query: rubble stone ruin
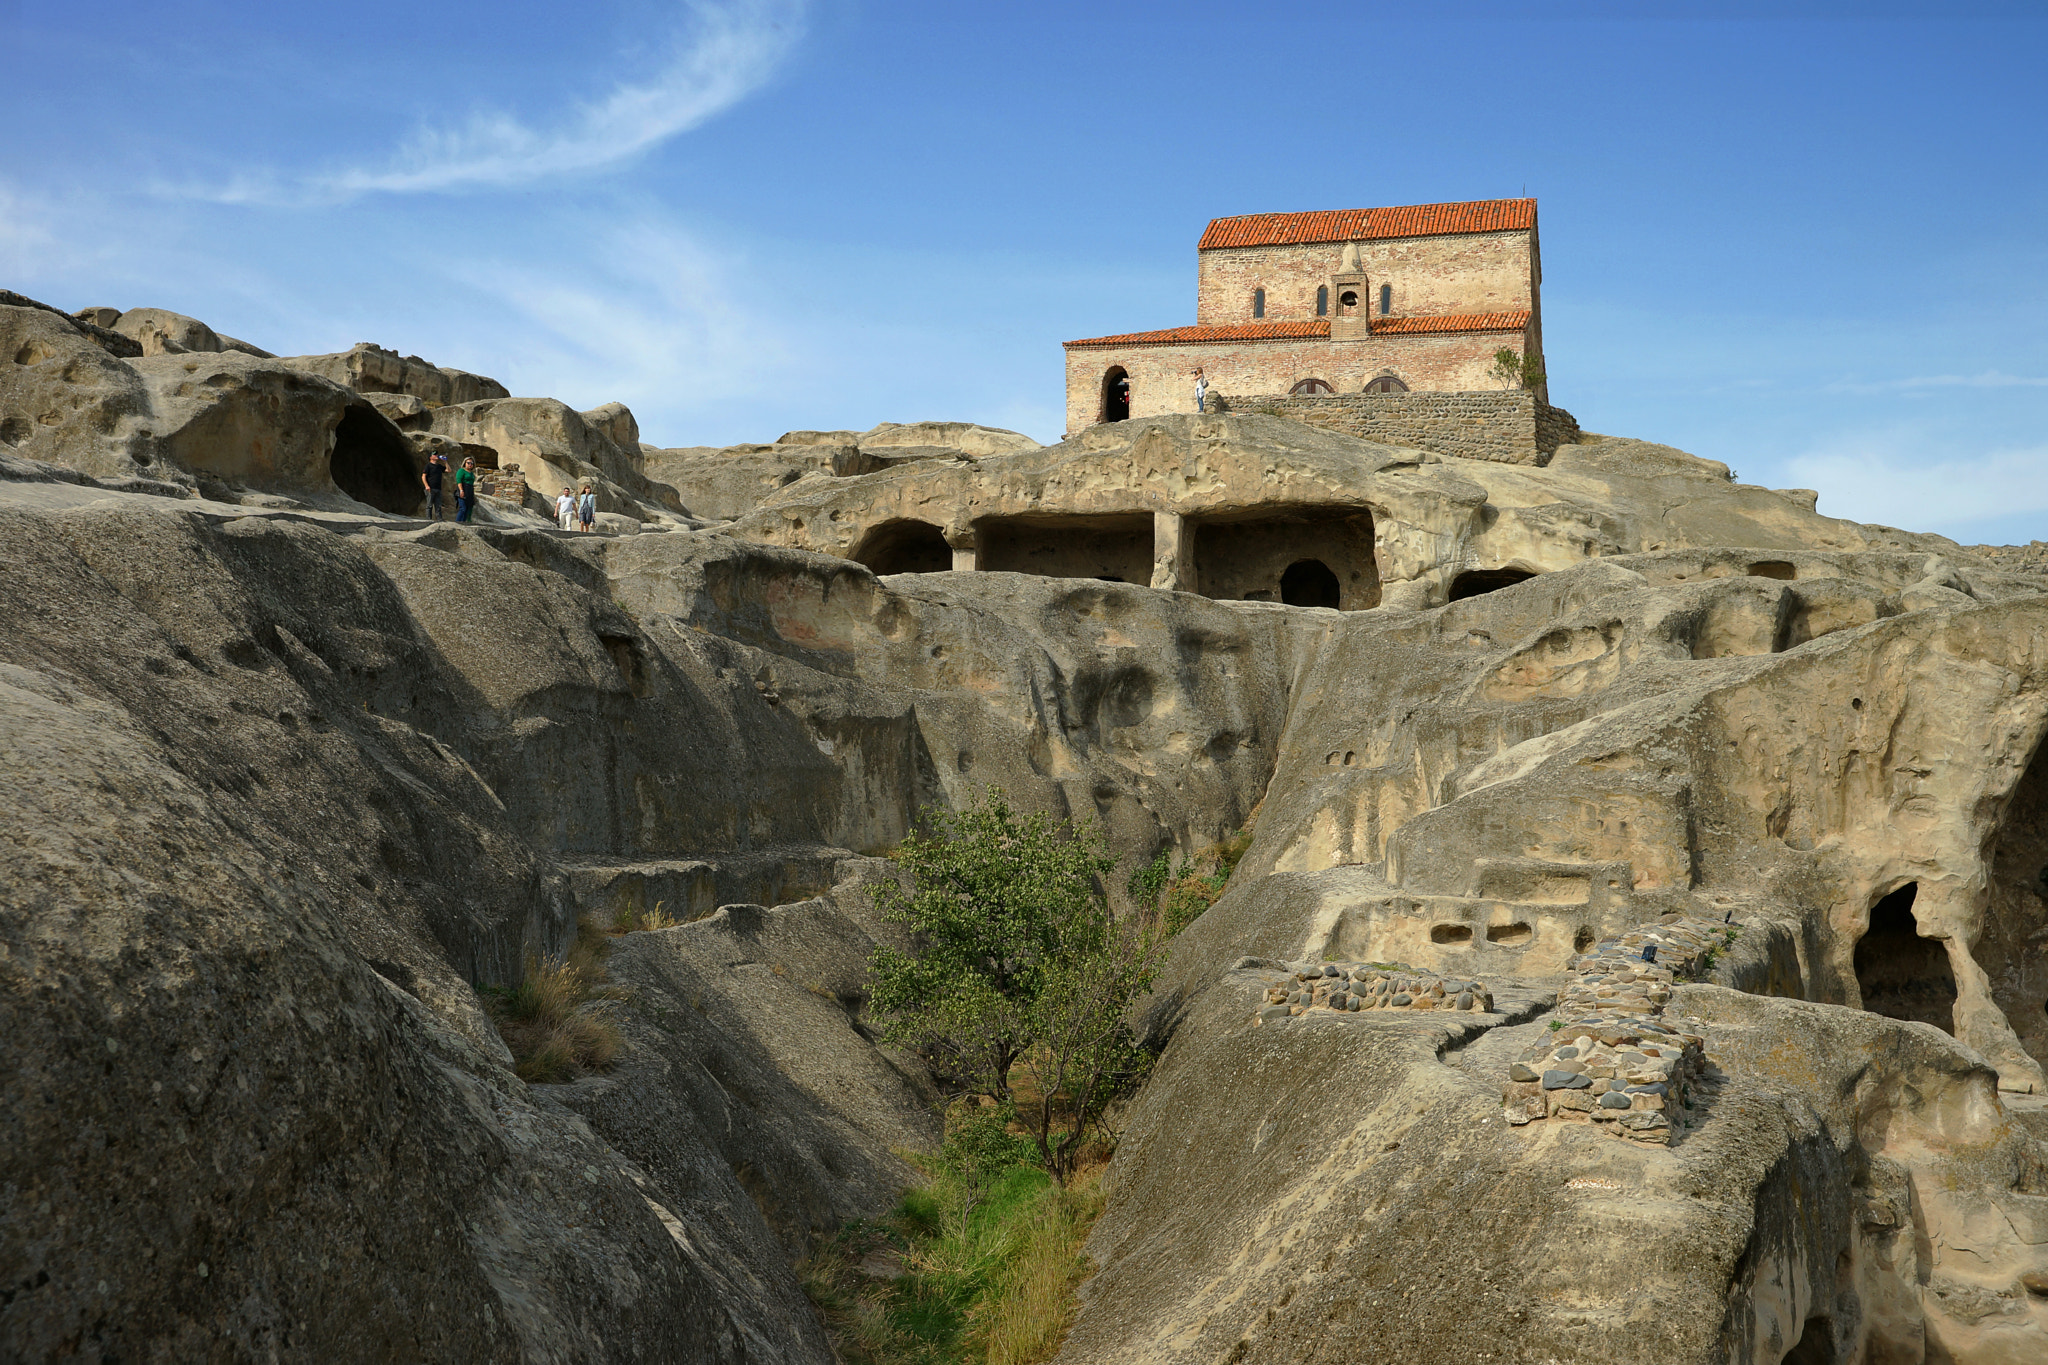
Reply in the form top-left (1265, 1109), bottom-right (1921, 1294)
top-left (8, 236), bottom-right (2048, 1365)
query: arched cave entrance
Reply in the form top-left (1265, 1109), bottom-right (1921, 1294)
top-left (1853, 884), bottom-right (1956, 1034)
top-left (853, 519), bottom-right (952, 575)
top-left (331, 401), bottom-right (423, 516)
top-left (1101, 367), bottom-right (1130, 423)
top-left (1782, 1315), bottom-right (1835, 1365)
top-left (1448, 568), bottom-right (1537, 601)
top-left (1280, 558), bottom-right (1341, 608)
top-left (1975, 724), bottom-right (2048, 1068)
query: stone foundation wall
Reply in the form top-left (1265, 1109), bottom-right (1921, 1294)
top-left (1063, 331), bottom-right (1521, 433)
top-left (1212, 390), bottom-right (1580, 467)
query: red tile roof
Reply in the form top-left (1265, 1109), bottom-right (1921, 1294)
top-left (1065, 320), bottom-right (1330, 348)
top-left (1063, 311), bottom-right (1527, 348)
top-left (1196, 199), bottom-right (1536, 251)
top-left (1370, 310), bottom-right (1530, 336)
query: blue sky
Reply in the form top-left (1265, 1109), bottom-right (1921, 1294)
top-left (4, 1), bottom-right (2045, 541)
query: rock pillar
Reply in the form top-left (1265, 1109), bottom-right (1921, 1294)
top-left (1151, 511), bottom-right (1190, 592)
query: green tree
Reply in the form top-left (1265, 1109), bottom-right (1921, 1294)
top-left (868, 788), bottom-right (1161, 1183)
top-left (1489, 347), bottom-right (1547, 391)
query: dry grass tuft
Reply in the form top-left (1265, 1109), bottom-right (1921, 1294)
top-left (609, 900), bottom-right (680, 935)
top-left (482, 914), bottom-right (624, 1084)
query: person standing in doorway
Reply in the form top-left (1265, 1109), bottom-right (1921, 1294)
top-left (453, 456), bottom-right (477, 523)
top-left (1193, 367), bottom-right (1208, 414)
top-left (578, 485), bottom-right (596, 533)
top-left (422, 450), bottom-right (446, 520)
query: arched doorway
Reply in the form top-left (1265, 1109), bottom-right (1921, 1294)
top-left (1854, 883), bottom-right (1957, 1033)
top-left (1101, 367), bottom-right (1130, 423)
top-left (852, 519), bottom-right (952, 575)
top-left (1280, 558), bottom-right (1341, 608)
top-left (1448, 568), bottom-right (1536, 600)
top-left (1364, 375), bottom-right (1409, 394)
top-left (1289, 378), bottom-right (1334, 396)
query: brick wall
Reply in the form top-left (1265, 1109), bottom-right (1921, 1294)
top-left (1208, 390), bottom-right (1581, 467)
top-left (1064, 328), bottom-right (1530, 433)
top-left (1196, 230), bottom-right (1534, 327)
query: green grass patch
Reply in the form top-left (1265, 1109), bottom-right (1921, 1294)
top-left (802, 1109), bottom-right (1103, 1364)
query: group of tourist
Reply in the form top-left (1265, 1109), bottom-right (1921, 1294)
top-left (555, 485), bottom-right (597, 532)
top-left (420, 450), bottom-right (477, 523)
top-left (420, 449), bottom-right (596, 532)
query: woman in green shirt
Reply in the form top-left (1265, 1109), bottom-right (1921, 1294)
top-left (454, 456), bottom-right (478, 524)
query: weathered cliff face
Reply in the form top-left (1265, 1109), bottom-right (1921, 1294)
top-left (1066, 559), bottom-right (2048, 1364)
top-left (11, 293), bottom-right (2048, 1363)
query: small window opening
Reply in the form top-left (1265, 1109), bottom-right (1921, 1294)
top-left (1364, 375), bottom-right (1409, 395)
top-left (1252, 288), bottom-right (1265, 319)
top-left (1316, 285), bottom-right (1328, 317)
top-left (1748, 561), bottom-right (1796, 580)
top-left (1289, 378), bottom-right (1334, 396)
top-left (1280, 558), bottom-right (1341, 608)
top-left (1379, 283), bottom-right (1392, 315)
top-left (1853, 883), bottom-right (1956, 1034)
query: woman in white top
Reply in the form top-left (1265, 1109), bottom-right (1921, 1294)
top-left (556, 487), bottom-right (576, 531)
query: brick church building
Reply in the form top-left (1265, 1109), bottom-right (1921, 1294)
top-left (1063, 198), bottom-right (1546, 435)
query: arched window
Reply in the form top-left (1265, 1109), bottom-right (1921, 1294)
top-left (1379, 283), bottom-right (1392, 315)
top-left (1252, 288), bottom-right (1265, 319)
top-left (1363, 375), bottom-right (1409, 394)
top-left (1289, 378), bottom-right (1334, 395)
top-left (1316, 286), bottom-right (1328, 317)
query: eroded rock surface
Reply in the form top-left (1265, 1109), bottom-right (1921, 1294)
top-left (10, 305), bottom-right (2048, 1362)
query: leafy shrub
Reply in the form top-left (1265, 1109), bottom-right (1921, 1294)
top-left (868, 789), bottom-right (1161, 1185)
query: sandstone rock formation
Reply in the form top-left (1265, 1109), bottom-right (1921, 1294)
top-left (7, 291), bottom-right (2048, 1362)
top-left (640, 419), bottom-right (1039, 522)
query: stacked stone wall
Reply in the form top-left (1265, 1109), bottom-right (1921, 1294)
top-left (1499, 913), bottom-right (1739, 1146)
top-left (1209, 390), bottom-right (1580, 467)
top-left (1063, 331), bottom-right (1525, 433)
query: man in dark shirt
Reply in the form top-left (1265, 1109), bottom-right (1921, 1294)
top-left (422, 452), bottom-right (446, 520)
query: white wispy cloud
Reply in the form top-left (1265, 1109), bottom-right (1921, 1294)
top-left (189, 1), bottom-right (801, 206)
top-left (1823, 370), bottom-right (2048, 394)
top-left (1786, 434), bottom-right (2048, 534)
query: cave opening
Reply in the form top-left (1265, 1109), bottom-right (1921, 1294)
top-left (1448, 567), bottom-right (1537, 601)
top-left (1853, 883), bottom-right (1956, 1034)
top-left (1279, 558), bottom-right (1341, 609)
top-left (1781, 1314), bottom-right (1835, 1365)
top-left (853, 519), bottom-right (952, 575)
top-left (330, 401), bottom-right (423, 516)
